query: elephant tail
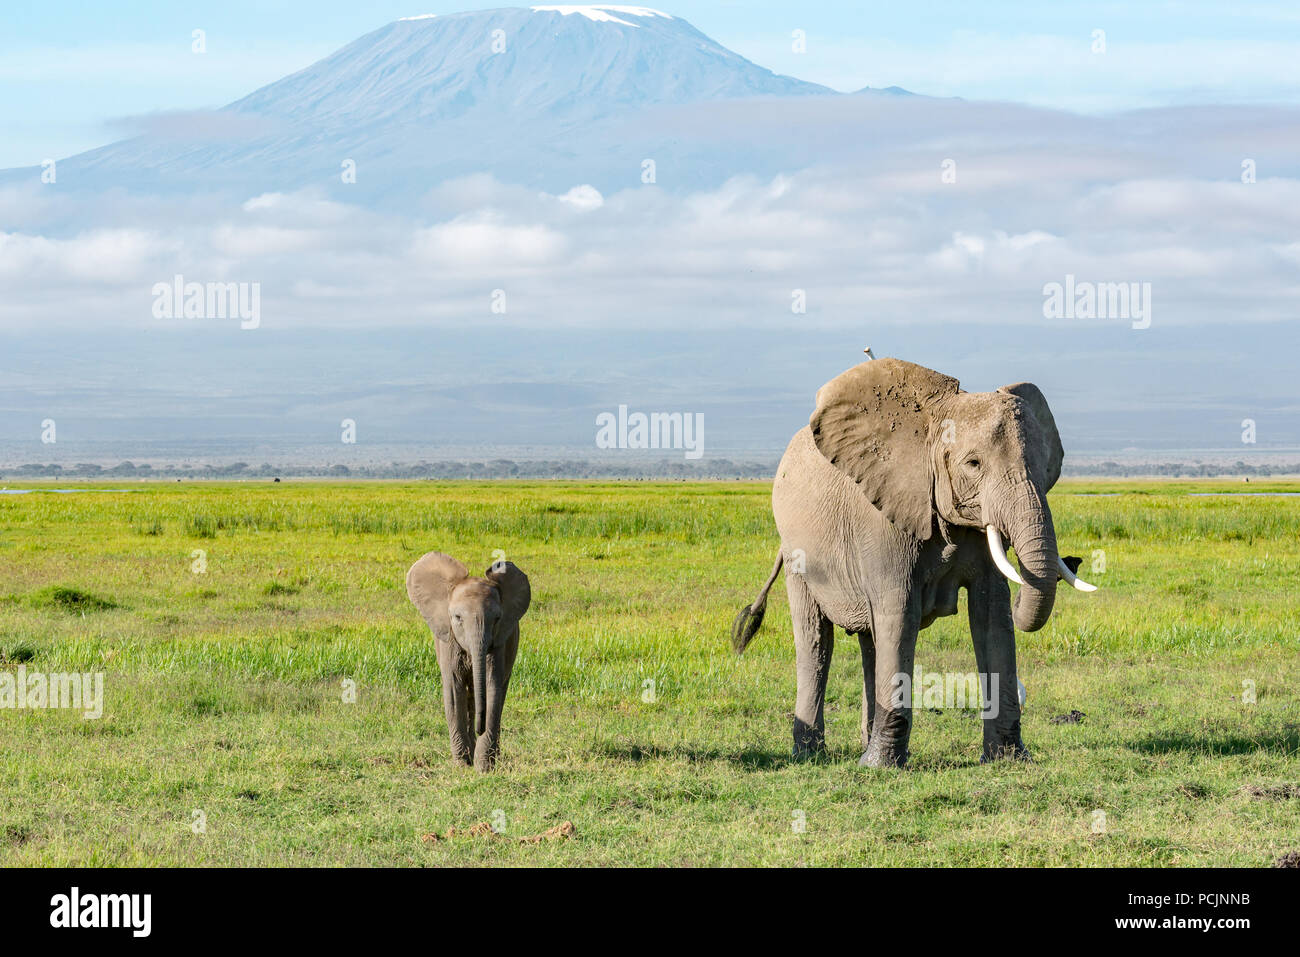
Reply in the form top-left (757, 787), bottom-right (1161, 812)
top-left (731, 550), bottom-right (784, 656)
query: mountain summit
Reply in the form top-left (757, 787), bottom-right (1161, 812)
top-left (25, 6), bottom-right (904, 202)
top-left (231, 7), bottom-right (832, 126)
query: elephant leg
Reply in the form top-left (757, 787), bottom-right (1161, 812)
top-left (968, 575), bottom-right (1030, 762)
top-left (474, 625), bottom-right (520, 773)
top-left (437, 642), bottom-right (473, 766)
top-left (857, 630), bottom-right (876, 749)
top-left (788, 572), bottom-right (833, 759)
top-left (860, 606), bottom-right (918, 768)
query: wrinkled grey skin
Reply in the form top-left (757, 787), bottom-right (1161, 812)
top-left (406, 553), bottom-right (531, 772)
top-left (734, 358), bottom-right (1077, 768)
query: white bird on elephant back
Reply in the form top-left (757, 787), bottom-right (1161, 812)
top-left (732, 357), bottom-right (1096, 767)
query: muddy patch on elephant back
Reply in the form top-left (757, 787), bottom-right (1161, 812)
top-left (1049, 710), bottom-right (1086, 724)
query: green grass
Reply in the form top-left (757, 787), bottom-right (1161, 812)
top-left (0, 478), bottom-right (1297, 866)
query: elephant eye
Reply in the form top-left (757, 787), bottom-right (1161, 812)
top-left (964, 458), bottom-right (980, 469)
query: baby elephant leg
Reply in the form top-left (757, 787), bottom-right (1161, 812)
top-left (438, 643), bottom-right (473, 766)
top-left (473, 625), bottom-right (520, 773)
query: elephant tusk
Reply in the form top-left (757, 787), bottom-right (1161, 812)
top-left (985, 526), bottom-right (1025, 586)
top-left (1057, 556), bottom-right (1099, 592)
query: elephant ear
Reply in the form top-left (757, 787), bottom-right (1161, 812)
top-left (406, 551), bottom-right (469, 642)
top-left (810, 358), bottom-right (961, 541)
top-left (998, 382), bottom-right (1064, 491)
top-left (485, 561), bottom-right (530, 626)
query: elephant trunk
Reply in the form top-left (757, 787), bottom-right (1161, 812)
top-left (471, 639), bottom-right (487, 737)
top-left (996, 480), bottom-right (1061, 633)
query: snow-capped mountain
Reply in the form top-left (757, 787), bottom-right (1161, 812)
top-left (232, 6), bottom-right (832, 125)
top-left (10, 6), bottom-right (908, 202)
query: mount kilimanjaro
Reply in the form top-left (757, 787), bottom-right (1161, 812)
top-left (6, 6), bottom-right (909, 204)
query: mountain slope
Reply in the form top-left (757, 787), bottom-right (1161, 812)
top-left (11, 6), bottom-right (903, 201)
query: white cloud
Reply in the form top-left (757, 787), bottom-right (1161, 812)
top-left (0, 228), bottom-right (176, 283)
top-left (555, 185), bottom-right (605, 211)
top-left (2, 100), bottom-right (1299, 338)
top-left (411, 215), bottom-right (568, 269)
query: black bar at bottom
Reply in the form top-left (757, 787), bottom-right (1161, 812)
top-left (0, 866), bottom-right (1284, 942)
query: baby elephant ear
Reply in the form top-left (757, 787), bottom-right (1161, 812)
top-left (811, 358), bottom-right (961, 541)
top-left (406, 552), bottom-right (469, 642)
top-left (485, 561), bottom-right (531, 624)
top-left (998, 382), bottom-right (1064, 492)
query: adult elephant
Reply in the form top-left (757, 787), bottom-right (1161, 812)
top-left (732, 358), bottom-right (1096, 767)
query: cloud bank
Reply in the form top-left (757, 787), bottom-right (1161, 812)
top-left (2, 96), bottom-right (1298, 455)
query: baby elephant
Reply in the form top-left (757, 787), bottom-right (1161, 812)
top-left (406, 552), bottom-right (531, 772)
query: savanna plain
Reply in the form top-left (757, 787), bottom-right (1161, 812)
top-left (0, 478), bottom-right (1296, 866)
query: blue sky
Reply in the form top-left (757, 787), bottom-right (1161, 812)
top-left (4, 1), bottom-right (1300, 168)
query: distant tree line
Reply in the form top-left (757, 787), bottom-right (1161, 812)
top-left (1060, 461), bottom-right (1300, 478)
top-left (0, 459), bottom-right (781, 480)
top-left (1, 459), bottom-right (1297, 480)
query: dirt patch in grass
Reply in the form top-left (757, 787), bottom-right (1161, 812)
top-left (427, 820), bottom-right (576, 844)
top-left (1049, 710), bottom-right (1086, 725)
top-left (1243, 783), bottom-right (1300, 800)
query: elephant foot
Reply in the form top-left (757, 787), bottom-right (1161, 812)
top-left (791, 720), bottom-right (827, 760)
top-left (980, 741), bottom-right (1032, 763)
top-left (474, 737), bottom-right (499, 773)
top-left (449, 739), bottom-right (473, 767)
top-left (791, 741), bottom-right (828, 762)
top-left (859, 742), bottom-right (909, 769)
top-left (792, 751), bottom-right (827, 763)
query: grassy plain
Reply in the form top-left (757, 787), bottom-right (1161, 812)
top-left (0, 478), bottom-right (1297, 866)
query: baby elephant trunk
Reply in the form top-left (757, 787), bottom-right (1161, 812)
top-left (471, 644), bottom-right (487, 737)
